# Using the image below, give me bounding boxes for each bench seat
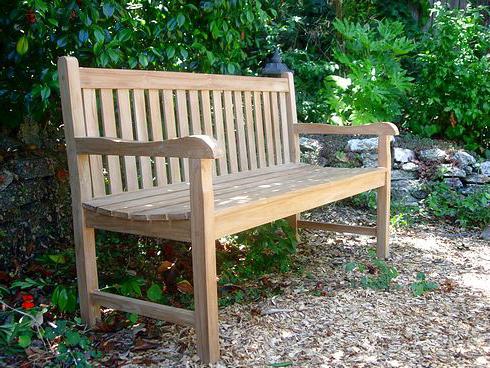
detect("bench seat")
[83,163,386,238]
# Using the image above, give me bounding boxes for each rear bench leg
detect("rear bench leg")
[285,214,300,242]
[190,159,220,363]
[376,134,392,259]
[75,224,100,327]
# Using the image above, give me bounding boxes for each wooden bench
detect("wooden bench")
[58,56,398,364]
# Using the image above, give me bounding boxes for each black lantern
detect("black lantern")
[261,49,291,76]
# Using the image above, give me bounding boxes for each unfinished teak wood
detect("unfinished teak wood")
[58,56,398,364]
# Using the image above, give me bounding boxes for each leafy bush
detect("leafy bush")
[408,5,490,151]
[220,220,298,282]
[425,182,490,228]
[1,0,274,133]
[282,50,336,123]
[410,272,438,297]
[324,19,414,125]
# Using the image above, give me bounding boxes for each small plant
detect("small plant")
[410,272,438,297]
[425,183,490,228]
[344,249,399,291]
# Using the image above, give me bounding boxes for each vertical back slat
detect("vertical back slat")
[162,90,181,183]
[148,90,167,186]
[243,92,258,170]
[261,92,275,166]
[279,92,291,163]
[212,91,228,175]
[223,91,238,173]
[100,89,123,194]
[82,89,105,196]
[253,91,266,168]
[133,89,153,188]
[200,90,217,175]
[189,90,201,135]
[282,73,300,163]
[233,91,248,171]
[117,89,139,191]
[176,90,190,180]
[270,92,283,165]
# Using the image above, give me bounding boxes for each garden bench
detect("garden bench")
[58,56,398,364]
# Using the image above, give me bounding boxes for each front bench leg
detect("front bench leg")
[376,135,393,259]
[190,158,220,364]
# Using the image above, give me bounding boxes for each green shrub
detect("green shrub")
[324,19,414,125]
[425,182,490,228]
[282,50,336,123]
[408,5,490,151]
[1,0,274,133]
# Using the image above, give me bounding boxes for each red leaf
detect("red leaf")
[177,280,193,294]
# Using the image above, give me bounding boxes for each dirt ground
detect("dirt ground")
[100,206,490,368]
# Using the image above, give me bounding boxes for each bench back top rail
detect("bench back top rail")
[59,57,298,198]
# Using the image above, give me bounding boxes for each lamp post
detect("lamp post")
[261,49,291,77]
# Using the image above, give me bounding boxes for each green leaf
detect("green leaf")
[16,36,29,55]
[18,335,31,348]
[268,363,293,367]
[48,254,65,264]
[78,30,89,44]
[65,330,81,346]
[117,29,132,42]
[102,2,115,18]
[344,262,357,272]
[127,313,138,324]
[177,14,186,27]
[180,48,188,60]
[147,283,163,302]
[166,47,175,59]
[94,29,105,43]
[138,54,148,67]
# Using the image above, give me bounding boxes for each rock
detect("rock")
[0,170,14,192]
[360,152,378,168]
[481,161,490,176]
[464,174,490,184]
[440,164,466,178]
[394,148,415,163]
[401,162,419,172]
[482,225,490,241]
[460,184,481,196]
[346,138,378,153]
[464,166,473,175]
[392,170,418,181]
[392,179,427,205]
[299,137,322,153]
[453,151,476,168]
[418,148,446,162]
[443,178,464,189]
[14,158,54,180]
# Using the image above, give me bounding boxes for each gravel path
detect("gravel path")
[115,211,489,368]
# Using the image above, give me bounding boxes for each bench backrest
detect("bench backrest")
[59,57,299,198]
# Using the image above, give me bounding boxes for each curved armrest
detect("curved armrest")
[293,122,399,136]
[75,135,224,159]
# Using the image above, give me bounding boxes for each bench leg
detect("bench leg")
[285,214,300,242]
[74,225,100,327]
[190,159,220,364]
[376,184,391,259]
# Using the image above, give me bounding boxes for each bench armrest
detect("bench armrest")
[75,135,224,159]
[293,122,399,136]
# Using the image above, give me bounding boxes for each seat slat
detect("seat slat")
[162,90,181,183]
[148,90,167,186]
[117,89,139,191]
[243,92,258,170]
[233,91,248,171]
[100,165,313,219]
[100,89,123,194]
[82,89,105,196]
[133,90,153,188]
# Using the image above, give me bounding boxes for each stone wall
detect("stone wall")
[0,148,72,271]
[300,134,490,206]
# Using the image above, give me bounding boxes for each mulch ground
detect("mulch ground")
[98,206,490,368]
